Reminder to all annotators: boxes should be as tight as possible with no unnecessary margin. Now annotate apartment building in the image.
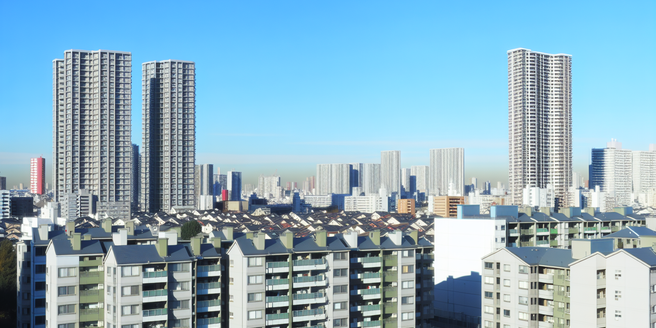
[429,148,465,196]
[397,199,415,216]
[481,247,574,328]
[431,196,465,217]
[344,195,389,213]
[227,228,434,328]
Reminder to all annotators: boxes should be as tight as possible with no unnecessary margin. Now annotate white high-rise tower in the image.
[429,148,465,196]
[508,48,572,206]
[52,49,132,219]
[380,150,401,196]
[141,60,196,213]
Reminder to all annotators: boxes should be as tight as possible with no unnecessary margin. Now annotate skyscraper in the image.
[141,60,196,213]
[508,48,572,206]
[52,49,132,219]
[227,171,242,201]
[316,164,351,195]
[361,163,381,196]
[0,177,5,190]
[131,144,140,212]
[30,157,45,195]
[429,148,465,196]
[195,164,214,210]
[380,150,400,196]
[411,165,429,194]
[633,144,656,197]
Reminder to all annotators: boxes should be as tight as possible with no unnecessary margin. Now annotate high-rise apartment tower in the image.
[508,48,572,206]
[52,49,132,219]
[380,150,400,196]
[429,148,465,196]
[141,60,196,213]
[30,157,45,195]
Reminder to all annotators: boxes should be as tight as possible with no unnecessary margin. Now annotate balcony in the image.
[265,312,289,325]
[536,240,549,246]
[383,302,397,314]
[537,228,550,235]
[568,227,579,234]
[142,289,168,302]
[520,241,534,247]
[198,282,221,295]
[584,227,598,233]
[266,278,290,290]
[351,304,381,316]
[79,289,101,303]
[293,258,327,271]
[79,271,102,284]
[293,292,326,305]
[79,308,102,322]
[265,295,289,307]
[550,240,559,247]
[539,305,553,316]
[611,226,620,232]
[351,288,381,300]
[352,320,381,327]
[143,270,168,283]
[198,264,222,277]
[292,308,326,322]
[292,275,326,288]
[600,226,611,233]
[509,229,519,236]
[197,316,221,328]
[383,255,397,266]
[383,271,398,282]
[538,289,554,299]
[521,229,534,235]
[550,228,558,234]
[353,272,381,283]
[266,261,290,273]
[383,287,397,298]
[198,299,221,312]
[142,308,167,322]
[351,257,382,268]
[538,274,554,283]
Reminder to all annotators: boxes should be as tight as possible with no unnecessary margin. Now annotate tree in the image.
[0,239,16,327]
[181,221,202,240]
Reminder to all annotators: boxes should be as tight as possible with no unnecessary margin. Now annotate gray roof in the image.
[33,228,66,245]
[51,239,105,255]
[622,248,656,266]
[507,247,574,268]
[606,226,656,239]
[111,245,165,264]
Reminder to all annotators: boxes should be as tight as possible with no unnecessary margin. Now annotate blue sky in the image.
[0,0,654,188]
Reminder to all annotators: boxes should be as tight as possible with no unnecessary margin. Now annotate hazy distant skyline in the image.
[1,1,654,188]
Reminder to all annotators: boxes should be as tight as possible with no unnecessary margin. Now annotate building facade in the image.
[508,48,572,207]
[589,140,633,207]
[429,148,465,196]
[141,60,196,213]
[227,171,242,201]
[30,157,46,195]
[52,49,133,219]
[381,151,401,197]
[131,144,140,212]
[316,164,351,195]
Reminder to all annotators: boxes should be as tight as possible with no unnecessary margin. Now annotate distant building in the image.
[227,171,242,201]
[590,140,633,207]
[344,195,389,213]
[522,184,555,208]
[131,144,140,212]
[0,190,10,219]
[397,198,415,216]
[361,163,381,196]
[429,148,464,196]
[195,164,214,210]
[258,174,281,200]
[0,176,5,190]
[411,165,429,194]
[380,150,401,196]
[30,157,45,195]
[316,164,351,195]
[10,197,34,217]
[431,196,465,217]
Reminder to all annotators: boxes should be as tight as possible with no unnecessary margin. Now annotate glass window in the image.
[121,266,139,277]
[519,296,528,305]
[402,312,414,320]
[121,305,139,315]
[58,286,76,296]
[334,301,347,310]
[503,279,510,287]
[171,300,190,309]
[334,318,347,327]
[171,319,189,328]
[401,296,414,304]
[248,310,262,320]
[504,309,510,318]
[170,263,190,272]
[402,250,414,257]
[248,257,263,267]
[334,253,347,260]
[334,269,348,277]
[402,280,414,289]
[484,306,494,314]
[484,262,493,269]
[334,285,348,294]
[484,276,494,284]
[402,265,414,274]
[58,324,75,328]
[171,281,190,291]
[58,267,76,278]
[121,286,139,296]
[503,294,510,302]
[58,304,76,315]
[484,291,493,299]
[519,312,528,320]
[248,275,263,285]
[519,265,529,274]
[248,293,263,302]
[504,264,510,272]
[519,281,529,289]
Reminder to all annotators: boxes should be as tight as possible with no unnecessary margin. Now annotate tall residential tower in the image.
[141,60,196,213]
[380,150,400,196]
[30,157,45,195]
[52,49,132,219]
[429,148,465,196]
[508,48,572,206]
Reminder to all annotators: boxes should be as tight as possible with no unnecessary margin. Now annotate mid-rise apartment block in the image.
[53,49,133,219]
[141,60,196,213]
[431,196,465,217]
[344,195,389,213]
[397,199,415,216]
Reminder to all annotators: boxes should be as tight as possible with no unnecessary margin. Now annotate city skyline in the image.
[1,1,655,188]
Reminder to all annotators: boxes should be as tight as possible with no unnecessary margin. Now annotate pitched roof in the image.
[506,247,574,268]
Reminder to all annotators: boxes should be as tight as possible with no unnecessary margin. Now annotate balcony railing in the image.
[266,295,290,303]
[293,275,325,283]
[198,282,221,290]
[359,304,381,312]
[198,264,222,272]
[143,289,167,297]
[197,317,221,325]
[266,261,289,268]
[359,272,381,279]
[584,227,598,232]
[266,278,290,285]
[536,228,549,233]
[143,308,167,317]
[293,308,324,317]
[293,259,326,267]
[266,312,289,321]
[197,299,221,308]
[293,292,324,300]
[143,271,167,278]
[355,288,381,295]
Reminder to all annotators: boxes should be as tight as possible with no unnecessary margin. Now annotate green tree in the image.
[0,239,16,326]
[181,221,202,240]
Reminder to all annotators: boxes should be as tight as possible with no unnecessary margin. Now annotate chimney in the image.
[222,226,234,241]
[191,236,202,256]
[157,238,168,257]
[388,230,402,245]
[38,224,50,241]
[281,230,294,249]
[369,229,380,246]
[71,233,81,251]
[246,232,254,239]
[82,234,91,240]
[65,221,75,236]
[253,232,266,251]
[539,207,552,215]
[125,221,135,236]
[212,237,222,250]
[112,228,128,246]
[102,218,112,233]
[408,230,418,245]
[583,207,596,216]
[315,229,327,247]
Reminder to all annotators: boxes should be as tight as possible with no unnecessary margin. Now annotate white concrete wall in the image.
[606,252,652,328]
[570,253,606,327]
[481,249,530,328]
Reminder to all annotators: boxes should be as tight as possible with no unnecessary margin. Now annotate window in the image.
[519,296,528,305]
[334,253,347,260]
[171,319,189,328]
[58,286,76,296]
[248,257,263,267]
[248,275,263,285]
[615,310,621,318]
[501,225,506,230]
[615,290,621,300]
[334,318,348,327]
[484,277,494,284]
[615,270,622,279]
[518,281,529,289]
[503,294,510,302]
[402,265,414,274]
[58,304,76,315]
[402,296,414,304]
[122,325,140,328]
[519,312,528,320]
[519,265,529,274]
[122,286,139,296]
[121,305,139,315]
[170,263,190,272]
[334,301,347,310]
[35,265,46,273]
[402,312,414,320]
[504,264,510,272]
[334,269,348,277]
[121,266,139,277]
[58,324,75,328]
[248,310,262,320]
[402,250,414,257]
[484,291,493,299]
[402,280,414,289]
[248,293,263,302]
[484,321,493,328]
[334,285,348,294]
[504,309,510,318]
[484,306,493,314]
[503,279,510,287]
[58,267,76,278]
[172,281,190,291]
[35,299,45,308]
[484,262,493,269]
[171,300,190,309]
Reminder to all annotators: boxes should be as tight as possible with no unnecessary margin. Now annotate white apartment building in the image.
[52,49,133,219]
[258,175,282,200]
[0,189,10,219]
[522,184,555,208]
[633,144,656,204]
[411,165,429,195]
[380,151,401,196]
[362,163,381,196]
[195,164,214,210]
[590,140,633,207]
[429,148,464,196]
[508,48,572,207]
[141,60,196,213]
[316,164,351,195]
[344,195,389,213]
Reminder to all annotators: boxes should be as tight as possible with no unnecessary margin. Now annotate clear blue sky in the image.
[0,0,654,188]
